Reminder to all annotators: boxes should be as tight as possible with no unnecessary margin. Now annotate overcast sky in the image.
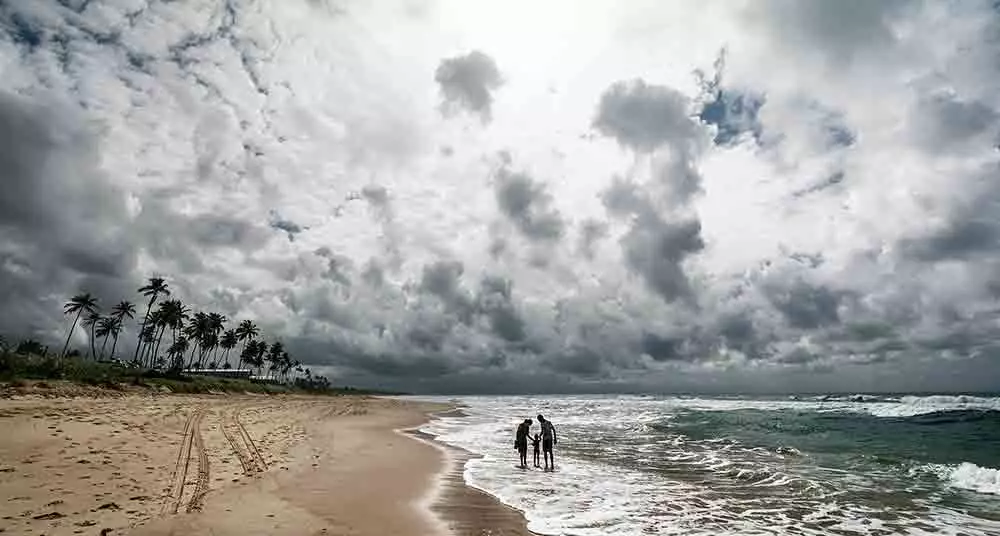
[2,0,1000,394]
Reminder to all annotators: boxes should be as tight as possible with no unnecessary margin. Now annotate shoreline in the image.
[0,392,535,536]
[404,427,538,536]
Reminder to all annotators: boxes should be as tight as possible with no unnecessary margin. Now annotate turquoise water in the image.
[421,394,1000,535]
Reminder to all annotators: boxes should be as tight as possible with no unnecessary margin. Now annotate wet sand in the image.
[0,391,534,536]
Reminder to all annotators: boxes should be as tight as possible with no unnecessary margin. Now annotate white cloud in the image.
[2,0,1000,393]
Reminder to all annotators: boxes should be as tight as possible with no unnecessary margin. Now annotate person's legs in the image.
[542,439,553,470]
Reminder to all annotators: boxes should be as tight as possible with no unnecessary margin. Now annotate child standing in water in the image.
[531,432,542,468]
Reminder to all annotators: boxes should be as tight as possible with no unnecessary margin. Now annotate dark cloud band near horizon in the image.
[2,1,1000,394]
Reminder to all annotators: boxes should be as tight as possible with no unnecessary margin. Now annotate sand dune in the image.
[0,393,534,536]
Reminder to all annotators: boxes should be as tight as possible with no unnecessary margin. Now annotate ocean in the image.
[418,394,1000,536]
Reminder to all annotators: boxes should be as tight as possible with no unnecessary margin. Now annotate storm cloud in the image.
[0,91,137,340]
[3,1,1000,394]
[435,50,503,122]
[494,166,565,242]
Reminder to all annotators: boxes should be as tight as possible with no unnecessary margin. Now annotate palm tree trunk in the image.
[140,337,152,368]
[99,333,110,360]
[109,334,119,360]
[186,343,198,369]
[61,311,83,358]
[89,323,98,361]
[236,340,247,371]
[133,298,155,364]
[151,324,167,368]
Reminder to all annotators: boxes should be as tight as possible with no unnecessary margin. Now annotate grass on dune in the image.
[0,351,381,396]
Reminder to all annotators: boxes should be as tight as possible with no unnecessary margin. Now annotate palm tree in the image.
[234,320,259,371]
[108,301,135,360]
[239,341,258,375]
[279,351,293,382]
[82,310,102,360]
[249,340,268,377]
[206,312,226,366]
[62,294,98,357]
[95,316,118,360]
[219,329,237,367]
[17,339,46,356]
[183,312,211,368]
[166,338,189,371]
[140,309,162,367]
[133,277,169,365]
[266,341,284,379]
[154,300,187,364]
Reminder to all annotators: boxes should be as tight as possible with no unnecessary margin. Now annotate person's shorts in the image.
[542,438,553,452]
[516,440,527,453]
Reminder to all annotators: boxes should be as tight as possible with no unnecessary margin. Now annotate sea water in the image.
[418,394,1000,536]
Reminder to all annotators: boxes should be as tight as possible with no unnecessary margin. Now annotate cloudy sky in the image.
[3,0,1000,394]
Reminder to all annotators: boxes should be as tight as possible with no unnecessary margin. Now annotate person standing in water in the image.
[514,418,532,468]
[531,432,542,468]
[537,414,557,470]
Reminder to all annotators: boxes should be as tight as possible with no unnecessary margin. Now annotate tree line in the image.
[49,277,316,384]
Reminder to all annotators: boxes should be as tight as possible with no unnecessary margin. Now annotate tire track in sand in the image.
[220,407,255,474]
[185,409,210,512]
[235,407,268,472]
[162,408,198,515]
[161,407,210,515]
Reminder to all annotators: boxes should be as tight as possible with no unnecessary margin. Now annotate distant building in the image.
[184,368,252,379]
[249,375,283,384]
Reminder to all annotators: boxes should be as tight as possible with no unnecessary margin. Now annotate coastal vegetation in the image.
[0,277,378,395]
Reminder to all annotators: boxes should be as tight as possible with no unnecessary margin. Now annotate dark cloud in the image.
[360,185,402,270]
[435,50,503,122]
[475,276,526,343]
[902,219,999,262]
[600,177,649,217]
[419,260,474,320]
[899,177,1000,263]
[593,79,698,153]
[361,259,385,287]
[620,217,705,302]
[420,260,465,300]
[640,333,685,362]
[775,347,821,365]
[792,171,846,198]
[766,281,844,330]
[541,347,605,377]
[911,94,998,151]
[315,248,353,286]
[577,219,609,259]
[268,211,306,242]
[134,198,271,273]
[0,91,138,338]
[495,167,565,242]
[602,180,705,302]
[748,0,914,65]
[361,184,390,207]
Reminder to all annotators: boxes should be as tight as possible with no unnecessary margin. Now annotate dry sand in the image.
[0,391,534,536]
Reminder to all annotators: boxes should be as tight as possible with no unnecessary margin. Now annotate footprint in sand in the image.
[32,511,65,520]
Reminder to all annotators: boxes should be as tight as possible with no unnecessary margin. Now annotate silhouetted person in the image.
[537,414,557,470]
[531,433,542,467]
[514,418,532,468]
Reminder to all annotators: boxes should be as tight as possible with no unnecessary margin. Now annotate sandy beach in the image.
[0,391,533,536]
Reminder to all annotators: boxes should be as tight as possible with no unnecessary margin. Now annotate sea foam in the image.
[927,462,1000,495]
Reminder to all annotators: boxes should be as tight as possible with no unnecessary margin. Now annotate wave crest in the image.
[921,462,1000,495]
